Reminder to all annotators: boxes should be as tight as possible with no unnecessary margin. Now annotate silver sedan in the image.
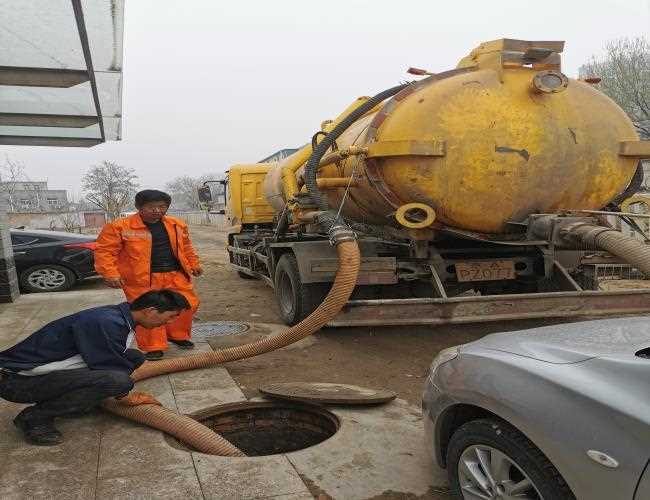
[422,316,650,500]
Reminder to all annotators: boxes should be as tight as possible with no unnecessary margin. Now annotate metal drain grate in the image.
[191,321,250,339]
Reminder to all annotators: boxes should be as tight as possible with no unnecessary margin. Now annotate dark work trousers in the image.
[0,349,145,424]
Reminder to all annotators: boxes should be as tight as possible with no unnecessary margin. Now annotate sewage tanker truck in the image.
[207,39,650,326]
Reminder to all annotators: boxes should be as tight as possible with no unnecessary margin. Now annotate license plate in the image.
[455,260,516,282]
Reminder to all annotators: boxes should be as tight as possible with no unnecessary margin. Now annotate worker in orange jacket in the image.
[95,190,203,360]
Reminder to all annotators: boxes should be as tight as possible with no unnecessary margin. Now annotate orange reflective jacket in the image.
[95,214,200,286]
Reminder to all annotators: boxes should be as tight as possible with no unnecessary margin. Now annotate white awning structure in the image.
[0,0,124,147]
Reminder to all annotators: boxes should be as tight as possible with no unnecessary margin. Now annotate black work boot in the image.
[169,339,195,349]
[13,411,63,446]
[145,350,164,360]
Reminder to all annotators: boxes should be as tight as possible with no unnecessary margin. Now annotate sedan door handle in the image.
[13,251,26,255]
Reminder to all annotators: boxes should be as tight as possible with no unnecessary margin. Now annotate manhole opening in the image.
[173,402,339,456]
[191,321,250,339]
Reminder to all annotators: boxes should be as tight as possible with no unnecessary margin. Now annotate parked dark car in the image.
[10,229,98,292]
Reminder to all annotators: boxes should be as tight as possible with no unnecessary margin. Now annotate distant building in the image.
[258,148,300,163]
[0,180,69,213]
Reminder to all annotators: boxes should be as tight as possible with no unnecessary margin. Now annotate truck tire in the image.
[274,253,329,326]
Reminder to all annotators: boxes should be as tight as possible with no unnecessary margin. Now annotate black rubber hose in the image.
[311,131,338,151]
[311,131,327,150]
[610,162,644,207]
[303,83,411,214]
[273,206,289,241]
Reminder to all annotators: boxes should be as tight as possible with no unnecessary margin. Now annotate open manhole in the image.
[170,401,339,456]
[191,321,250,339]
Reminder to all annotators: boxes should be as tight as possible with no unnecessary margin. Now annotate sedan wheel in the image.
[447,419,575,500]
[458,445,541,499]
[21,265,76,293]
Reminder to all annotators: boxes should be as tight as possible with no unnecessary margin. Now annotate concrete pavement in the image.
[0,285,449,499]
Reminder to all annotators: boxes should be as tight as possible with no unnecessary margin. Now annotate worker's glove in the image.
[116,391,162,406]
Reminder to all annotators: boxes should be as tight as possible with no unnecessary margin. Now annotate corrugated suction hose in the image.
[566,223,650,277]
[102,397,247,456]
[102,238,360,456]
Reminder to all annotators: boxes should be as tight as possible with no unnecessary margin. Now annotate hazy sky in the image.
[3,0,650,199]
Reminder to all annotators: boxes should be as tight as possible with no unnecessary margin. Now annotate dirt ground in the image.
[187,225,564,406]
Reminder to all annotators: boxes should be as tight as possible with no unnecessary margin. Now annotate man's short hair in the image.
[134,189,172,208]
[130,290,190,312]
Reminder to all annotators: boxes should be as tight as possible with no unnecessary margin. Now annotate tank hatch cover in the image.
[259,382,397,405]
[191,321,250,339]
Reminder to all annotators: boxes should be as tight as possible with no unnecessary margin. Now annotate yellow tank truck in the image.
[208,39,650,326]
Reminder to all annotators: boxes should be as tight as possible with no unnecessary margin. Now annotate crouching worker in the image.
[0,289,190,446]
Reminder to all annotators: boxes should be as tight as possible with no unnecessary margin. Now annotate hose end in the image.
[328,224,356,246]
[561,222,613,246]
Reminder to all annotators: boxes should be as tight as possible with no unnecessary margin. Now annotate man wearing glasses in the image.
[95,190,203,360]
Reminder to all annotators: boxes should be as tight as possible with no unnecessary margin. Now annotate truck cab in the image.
[224,164,275,234]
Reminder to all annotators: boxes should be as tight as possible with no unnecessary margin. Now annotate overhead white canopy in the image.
[0,0,124,146]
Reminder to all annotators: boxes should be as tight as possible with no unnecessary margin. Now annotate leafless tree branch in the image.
[81,161,139,221]
[580,37,650,139]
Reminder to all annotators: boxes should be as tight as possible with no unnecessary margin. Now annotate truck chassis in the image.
[227,226,650,326]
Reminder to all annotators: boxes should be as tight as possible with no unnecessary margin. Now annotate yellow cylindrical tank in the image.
[266,39,642,234]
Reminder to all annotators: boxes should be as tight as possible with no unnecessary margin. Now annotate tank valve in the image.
[532,70,569,94]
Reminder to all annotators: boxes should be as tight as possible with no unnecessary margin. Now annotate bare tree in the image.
[165,176,202,210]
[165,173,224,210]
[57,212,81,233]
[581,37,650,138]
[82,161,138,221]
[0,155,27,212]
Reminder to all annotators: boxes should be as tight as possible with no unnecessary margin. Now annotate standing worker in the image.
[95,190,203,360]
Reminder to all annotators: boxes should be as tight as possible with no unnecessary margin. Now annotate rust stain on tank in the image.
[495,145,530,161]
[568,127,578,144]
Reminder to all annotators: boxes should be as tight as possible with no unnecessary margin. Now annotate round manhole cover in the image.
[191,321,250,339]
[259,382,397,405]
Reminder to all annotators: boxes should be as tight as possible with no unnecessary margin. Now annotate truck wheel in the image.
[447,419,574,500]
[274,253,328,326]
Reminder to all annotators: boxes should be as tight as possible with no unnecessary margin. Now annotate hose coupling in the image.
[561,222,614,246]
[328,224,357,246]
[293,191,319,210]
